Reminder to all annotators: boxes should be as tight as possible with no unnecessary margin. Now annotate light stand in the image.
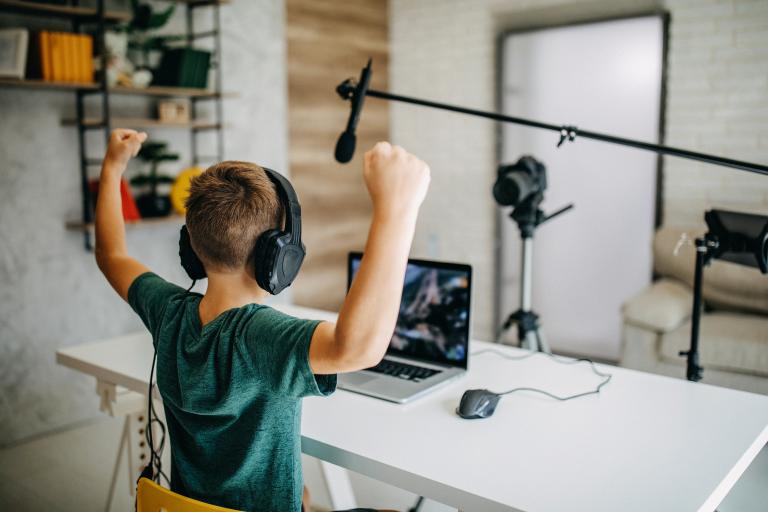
[679,210,768,382]
[679,235,717,381]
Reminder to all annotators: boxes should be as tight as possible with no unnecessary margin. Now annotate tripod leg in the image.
[522,330,538,351]
[535,329,551,354]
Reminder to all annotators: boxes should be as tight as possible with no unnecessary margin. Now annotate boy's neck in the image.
[199,269,269,326]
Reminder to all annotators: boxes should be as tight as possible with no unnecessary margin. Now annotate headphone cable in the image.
[144,279,197,485]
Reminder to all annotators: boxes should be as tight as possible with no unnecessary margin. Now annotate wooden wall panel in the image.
[287,0,389,310]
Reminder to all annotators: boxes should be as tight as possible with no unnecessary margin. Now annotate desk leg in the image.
[319,460,357,510]
[105,416,129,512]
[97,380,151,511]
[127,411,144,495]
[103,411,148,512]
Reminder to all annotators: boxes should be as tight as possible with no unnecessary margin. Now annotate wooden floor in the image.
[286,0,389,311]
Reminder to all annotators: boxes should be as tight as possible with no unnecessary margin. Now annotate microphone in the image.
[334,59,372,163]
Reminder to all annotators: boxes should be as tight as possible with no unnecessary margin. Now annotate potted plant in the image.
[121,0,212,89]
[123,0,178,87]
[130,141,179,218]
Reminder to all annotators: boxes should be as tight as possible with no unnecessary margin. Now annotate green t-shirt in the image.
[128,272,336,512]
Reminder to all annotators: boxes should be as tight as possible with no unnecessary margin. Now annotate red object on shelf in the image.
[88,179,141,222]
[120,179,141,221]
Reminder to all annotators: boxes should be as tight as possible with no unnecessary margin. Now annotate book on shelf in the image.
[40,31,51,80]
[82,35,93,83]
[62,33,72,81]
[49,32,62,80]
[28,31,94,84]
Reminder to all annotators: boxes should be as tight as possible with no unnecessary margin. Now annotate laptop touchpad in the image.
[341,373,378,386]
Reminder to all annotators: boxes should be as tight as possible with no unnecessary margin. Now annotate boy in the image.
[95,129,430,511]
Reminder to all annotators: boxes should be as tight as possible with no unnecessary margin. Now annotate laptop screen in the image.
[348,252,472,369]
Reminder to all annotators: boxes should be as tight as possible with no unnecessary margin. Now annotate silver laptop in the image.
[338,252,472,404]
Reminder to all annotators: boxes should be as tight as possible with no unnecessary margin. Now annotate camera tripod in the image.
[497,202,573,353]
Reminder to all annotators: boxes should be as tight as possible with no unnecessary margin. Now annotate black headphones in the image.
[178,167,305,295]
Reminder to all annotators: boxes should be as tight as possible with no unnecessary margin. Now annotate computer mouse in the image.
[456,389,502,419]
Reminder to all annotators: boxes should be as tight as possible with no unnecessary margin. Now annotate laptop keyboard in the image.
[366,359,441,382]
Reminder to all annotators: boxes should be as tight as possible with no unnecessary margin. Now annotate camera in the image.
[492,156,547,209]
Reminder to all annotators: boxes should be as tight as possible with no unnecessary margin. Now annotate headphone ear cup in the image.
[253,229,282,292]
[273,236,306,290]
[179,225,207,280]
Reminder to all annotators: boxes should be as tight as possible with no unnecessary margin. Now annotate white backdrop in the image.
[499,16,664,360]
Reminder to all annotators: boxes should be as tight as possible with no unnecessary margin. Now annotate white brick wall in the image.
[391,0,768,340]
[0,0,289,445]
[665,0,768,227]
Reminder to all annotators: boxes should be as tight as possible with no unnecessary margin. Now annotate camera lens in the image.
[493,172,535,207]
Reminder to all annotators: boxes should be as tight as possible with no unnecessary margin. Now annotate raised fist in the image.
[363,141,431,220]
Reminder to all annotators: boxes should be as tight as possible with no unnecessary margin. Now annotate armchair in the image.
[620,227,768,394]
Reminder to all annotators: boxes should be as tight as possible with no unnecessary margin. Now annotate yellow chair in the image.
[136,478,241,512]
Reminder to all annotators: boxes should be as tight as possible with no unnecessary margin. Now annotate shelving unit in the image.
[0,0,229,250]
[0,0,131,21]
[0,78,220,96]
[63,117,222,130]
[0,77,99,90]
[109,84,222,98]
[65,213,184,230]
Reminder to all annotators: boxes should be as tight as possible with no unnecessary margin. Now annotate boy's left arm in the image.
[95,129,150,301]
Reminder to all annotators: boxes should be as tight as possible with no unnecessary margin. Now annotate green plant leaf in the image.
[138,141,176,162]
[129,2,175,31]
[130,174,176,186]
[155,153,180,162]
[129,174,151,186]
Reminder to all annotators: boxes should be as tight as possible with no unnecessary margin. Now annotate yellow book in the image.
[49,33,62,82]
[82,35,94,83]
[59,33,69,82]
[70,34,79,82]
[72,33,81,83]
[39,31,52,81]
[74,34,84,82]
[65,33,76,82]
[77,34,86,83]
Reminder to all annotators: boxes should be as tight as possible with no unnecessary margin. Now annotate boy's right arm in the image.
[309,142,430,374]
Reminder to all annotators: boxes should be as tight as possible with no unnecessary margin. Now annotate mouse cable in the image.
[471,348,612,401]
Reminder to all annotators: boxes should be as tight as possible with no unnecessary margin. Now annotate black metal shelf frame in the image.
[186,0,224,169]
[67,0,226,250]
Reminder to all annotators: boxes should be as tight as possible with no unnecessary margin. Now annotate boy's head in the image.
[185,161,283,273]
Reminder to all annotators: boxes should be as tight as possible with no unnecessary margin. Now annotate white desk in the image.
[57,304,768,512]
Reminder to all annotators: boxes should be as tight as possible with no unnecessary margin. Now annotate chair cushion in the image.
[622,279,692,333]
[654,227,768,315]
[658,312,768,377]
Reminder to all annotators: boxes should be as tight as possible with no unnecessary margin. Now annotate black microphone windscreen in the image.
[335,131,356,163]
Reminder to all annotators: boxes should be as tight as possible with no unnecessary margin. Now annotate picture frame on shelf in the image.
[158,99,190,123]
[0,29,29,79]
